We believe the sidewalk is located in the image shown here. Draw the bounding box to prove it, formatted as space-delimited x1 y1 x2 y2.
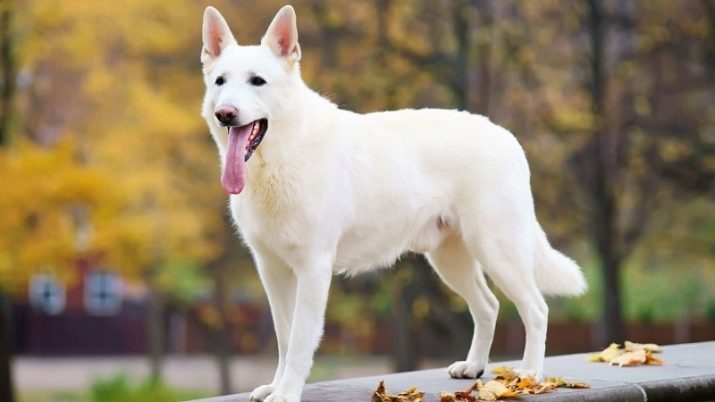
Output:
191 341 715 402
16 355 392 393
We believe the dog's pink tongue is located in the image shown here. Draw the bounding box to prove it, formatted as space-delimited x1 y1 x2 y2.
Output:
221 125 251 194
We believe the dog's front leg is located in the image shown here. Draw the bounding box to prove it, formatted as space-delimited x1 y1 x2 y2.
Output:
250 249 296 401
264 254 332 402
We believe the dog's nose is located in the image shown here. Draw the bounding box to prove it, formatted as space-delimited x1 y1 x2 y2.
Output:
214 105 238 126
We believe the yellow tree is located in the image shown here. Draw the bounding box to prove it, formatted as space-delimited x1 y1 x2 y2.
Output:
2 0 229 389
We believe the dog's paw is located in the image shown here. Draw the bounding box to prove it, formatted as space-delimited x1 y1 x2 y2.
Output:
263 393 298 402
447 361 485 379
514 368 541 381
249 384 276 401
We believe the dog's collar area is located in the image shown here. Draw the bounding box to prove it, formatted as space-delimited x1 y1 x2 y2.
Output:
227 119 268 162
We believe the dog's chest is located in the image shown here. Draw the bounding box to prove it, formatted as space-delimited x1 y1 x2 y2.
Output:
230 160 326 252
233 165 297 224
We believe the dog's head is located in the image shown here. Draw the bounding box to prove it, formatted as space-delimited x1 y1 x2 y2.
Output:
201 5 302 195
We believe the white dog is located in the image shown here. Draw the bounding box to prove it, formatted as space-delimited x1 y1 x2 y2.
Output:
201 5 586 401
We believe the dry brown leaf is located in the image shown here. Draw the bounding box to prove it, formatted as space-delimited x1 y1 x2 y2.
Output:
645 351 663 365
439 392 458 402
478 380 518 400
610 349 647 367
515 376 537 390
442 380 481 402
372 381 387 402
624 341 662 353
588 342 620 362
491 366 518 381
372 380 424 402
589 340 664 367
477 390 497 401
440 366 590 401
531 384 555 395
545 377 591 389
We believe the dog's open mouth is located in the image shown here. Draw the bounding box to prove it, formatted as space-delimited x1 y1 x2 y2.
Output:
232 119 268 162
221 119 268 195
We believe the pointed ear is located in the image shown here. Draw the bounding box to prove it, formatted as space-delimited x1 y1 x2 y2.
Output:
202 7 236 64
261 5 301 63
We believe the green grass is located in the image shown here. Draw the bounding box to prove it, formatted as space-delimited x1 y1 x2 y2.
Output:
20 382 211 402
19 390 88 402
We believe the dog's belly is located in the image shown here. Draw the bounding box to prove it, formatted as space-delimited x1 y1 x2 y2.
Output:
333 208 455 275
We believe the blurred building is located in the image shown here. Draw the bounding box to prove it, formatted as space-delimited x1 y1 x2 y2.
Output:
11 264 269 356
14 263 146 355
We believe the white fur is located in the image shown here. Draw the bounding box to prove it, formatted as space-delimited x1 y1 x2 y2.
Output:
201 6 586 402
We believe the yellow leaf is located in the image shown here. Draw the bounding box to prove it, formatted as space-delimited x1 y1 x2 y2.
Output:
610 350 647 367
645 351 663 365
624 341 662 353
491 366 518 381
480 380 517 399
545 377 591 389
588 343 620 362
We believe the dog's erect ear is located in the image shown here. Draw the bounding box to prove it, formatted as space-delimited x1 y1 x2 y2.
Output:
261 5 301 63
202 7 236 64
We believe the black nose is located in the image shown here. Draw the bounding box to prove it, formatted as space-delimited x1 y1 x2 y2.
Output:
214 105 238 126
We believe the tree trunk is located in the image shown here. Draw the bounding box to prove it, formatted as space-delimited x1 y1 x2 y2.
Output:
211 265 232 394
146 277 165 382
0 0 16 146
391 276 417 372
451 0 471 111
473 0 493 115
599 251 625 342
375 0 400 109
0 291 14 402
0 3 16 398
586 0 625 343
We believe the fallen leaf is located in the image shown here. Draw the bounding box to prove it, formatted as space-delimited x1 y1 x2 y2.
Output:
645 351 663 365
440 367 590 401
372 381 387 402
491 366 519 381
439 392 457 402
515 376 537 390
624 341 662 353
530 383 556 395
372 381 424 402
453 391 476 402
610 349 647 367
589 340 664 367
479 380 518 400
545 377 591 389
588 342 620 362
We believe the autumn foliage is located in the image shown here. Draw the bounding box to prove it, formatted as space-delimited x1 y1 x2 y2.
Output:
0 0 714 378
1 0 226 289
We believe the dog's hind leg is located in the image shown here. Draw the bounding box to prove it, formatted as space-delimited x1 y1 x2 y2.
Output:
478 248 548 378
426 234 499 379
250 246 297 402
460 192 549 379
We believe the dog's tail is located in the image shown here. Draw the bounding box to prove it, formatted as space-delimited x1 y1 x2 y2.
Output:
533 227 587 296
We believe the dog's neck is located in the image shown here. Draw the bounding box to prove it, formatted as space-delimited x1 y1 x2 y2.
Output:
251 77 339 162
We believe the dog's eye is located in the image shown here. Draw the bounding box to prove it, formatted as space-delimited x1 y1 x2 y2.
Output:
215 76 225 86
250 76 267 86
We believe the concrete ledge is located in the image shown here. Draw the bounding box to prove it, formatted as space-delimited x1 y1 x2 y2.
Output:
190 341 715 401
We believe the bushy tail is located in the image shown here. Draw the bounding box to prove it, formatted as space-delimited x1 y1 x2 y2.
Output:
534 228 587 296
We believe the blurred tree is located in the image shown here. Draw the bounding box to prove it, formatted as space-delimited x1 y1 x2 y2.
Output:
0 1 19 400
576 0 715 342
1 0 228 390
0 1 712 391
507 0 715 342
0 0 16 146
